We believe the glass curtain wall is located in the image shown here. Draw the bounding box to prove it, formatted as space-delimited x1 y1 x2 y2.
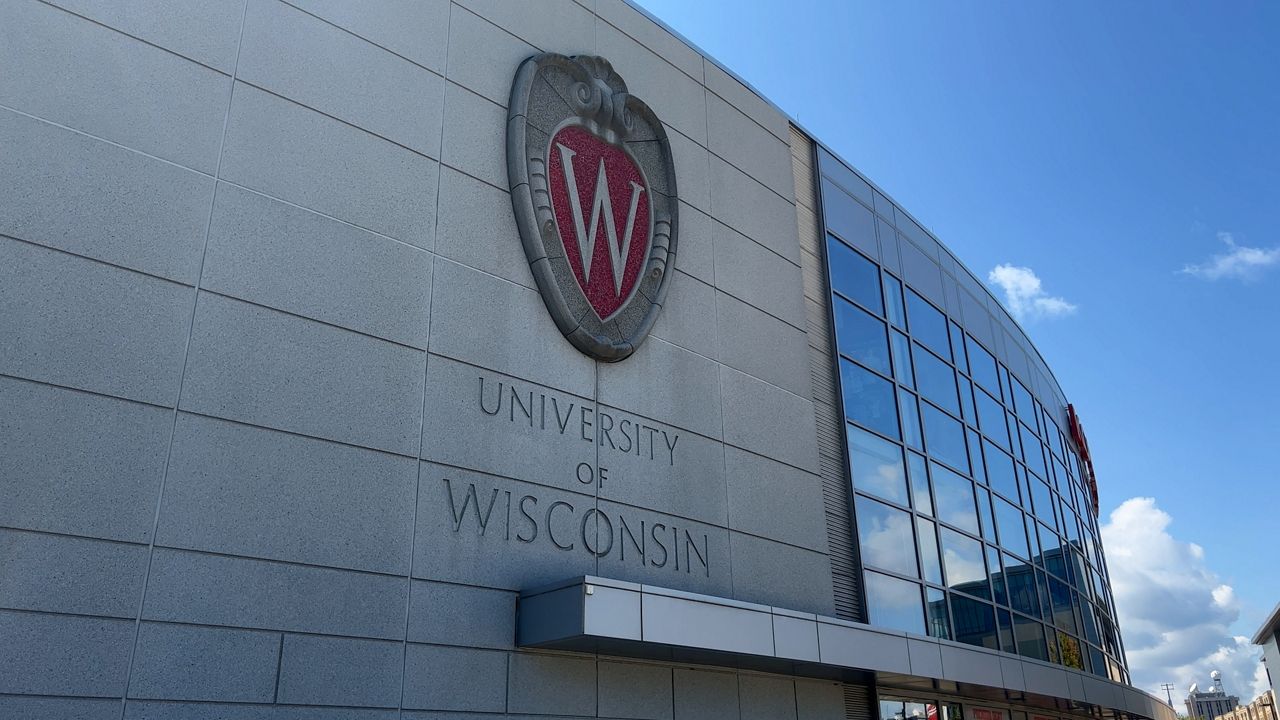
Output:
820 158 1127 683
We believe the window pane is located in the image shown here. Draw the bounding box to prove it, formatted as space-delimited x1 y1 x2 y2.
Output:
941 527 987 594
907 451 932 515
958 376 976 426
1030 478 1055 527
884 272 906 329
1011 376 1035 424
913 343 959 415
995 497 1031 559
1013 614 1049 661
865 571 925 634
1049 576 1077 634
988 545 1007 606
828 235 883 314
975 388 1008 449
855 495 919 577
900 389 923 451
1059 631 1085 670
951 594 998 650
881 700 907 720
890 331 914 388
848 426 908 504
1006 559 1040 618
984 441 1019 502
976 486 996 542
906 290 949 359
921 403 969 474
967 428 985 486
950 321 968 375
917 517 943 584
997 607 1017 654
967 335 999 392
926 586 951 640
932 462 979 534
841 360 899 439
1021 423 1047 478
835 298 891 374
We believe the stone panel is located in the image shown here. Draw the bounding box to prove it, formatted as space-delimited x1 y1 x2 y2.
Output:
203 184 434 348
403 644 508 712
713 222 806 329
0 108 213 283
47 0 245 72
276 634 403 708
456 0 594 55
724 447 826 551
159 413 418 573
446 5 537 107
434 165 532 289
650 270 718 360
407 580 516 649
729 532 834 615
128 622 280 702
704 62 790 142
126 702 397 720
238 0 443 156
0 696 119 720
142 549 406 639
706 92 793 201
795 680 846 720
440 82 507 190
0 376 170 542
675 203 715 283
419 354 596 492
412 463 596 590
0 238 192 406
507 652 597 716
673 668 739 720
598 336 722 439
720 366 820 472
599 661 673 720
0 529 148 618
0 610 132 697
710 156 800 265
181 292 425 455
288 0 448 72
0 0 230 172
666 129 712 214
220 83 438 248
428 259 595 397
739 674 797 720
715 290 811 398
595 20 707 147
595 0 704 79
592 499 732 598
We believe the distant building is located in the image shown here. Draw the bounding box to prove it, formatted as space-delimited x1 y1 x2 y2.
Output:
1255 602 1280 697
1186 672 1241 720
1216 693 1276 720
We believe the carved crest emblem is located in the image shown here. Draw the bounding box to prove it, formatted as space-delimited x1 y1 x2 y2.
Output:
507 53 678 362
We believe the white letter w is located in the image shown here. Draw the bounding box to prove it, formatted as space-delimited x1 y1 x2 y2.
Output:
556 142 645 296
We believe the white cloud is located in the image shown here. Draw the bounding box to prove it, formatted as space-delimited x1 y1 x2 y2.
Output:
1101 497 1267 703
987 264 1078 321
1181 232 1280 281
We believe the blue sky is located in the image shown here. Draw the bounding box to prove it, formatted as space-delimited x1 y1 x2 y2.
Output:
635 0 1280 699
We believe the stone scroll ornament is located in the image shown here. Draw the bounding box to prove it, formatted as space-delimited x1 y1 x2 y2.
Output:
507 53 678 362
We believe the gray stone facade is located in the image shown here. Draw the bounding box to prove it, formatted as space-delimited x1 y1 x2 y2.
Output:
0 0 840 716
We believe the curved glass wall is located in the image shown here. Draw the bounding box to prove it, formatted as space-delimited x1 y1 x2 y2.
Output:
819 156 1127 684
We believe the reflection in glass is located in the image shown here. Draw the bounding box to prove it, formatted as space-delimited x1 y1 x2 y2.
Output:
865 570 925 634
1049 575 1077 634
855 495 919 577
908 451 932 515
1013 613 1049 661
940 527 987 595
1030 478 1055 527
926 587 951 640
1021 422 1047 477
1011 376 1035 424
827 235 882 314
997 607 1017 654
967 428 985 487
905 289 950 360
967 335 999 391
920 403 969 474
884 272 906 329
848 425 908 504
835 298 891 375
1059 631 1085 670
913 343 959 415
987 545 1007 605
917 517 943 584
841 360 899 440
995 497 1031 559
1005 556 1040 618
950 321 968 375
976 486 996 541
931 463 979 534
975 389 1008 449
958 376 976 426
951 594 998 649
891 331 914 389
900 389 923 451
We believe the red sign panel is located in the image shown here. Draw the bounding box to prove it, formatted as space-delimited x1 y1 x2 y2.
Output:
547 125 651 321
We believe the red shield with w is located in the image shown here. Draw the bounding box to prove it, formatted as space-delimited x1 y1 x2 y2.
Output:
547 125 651 321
